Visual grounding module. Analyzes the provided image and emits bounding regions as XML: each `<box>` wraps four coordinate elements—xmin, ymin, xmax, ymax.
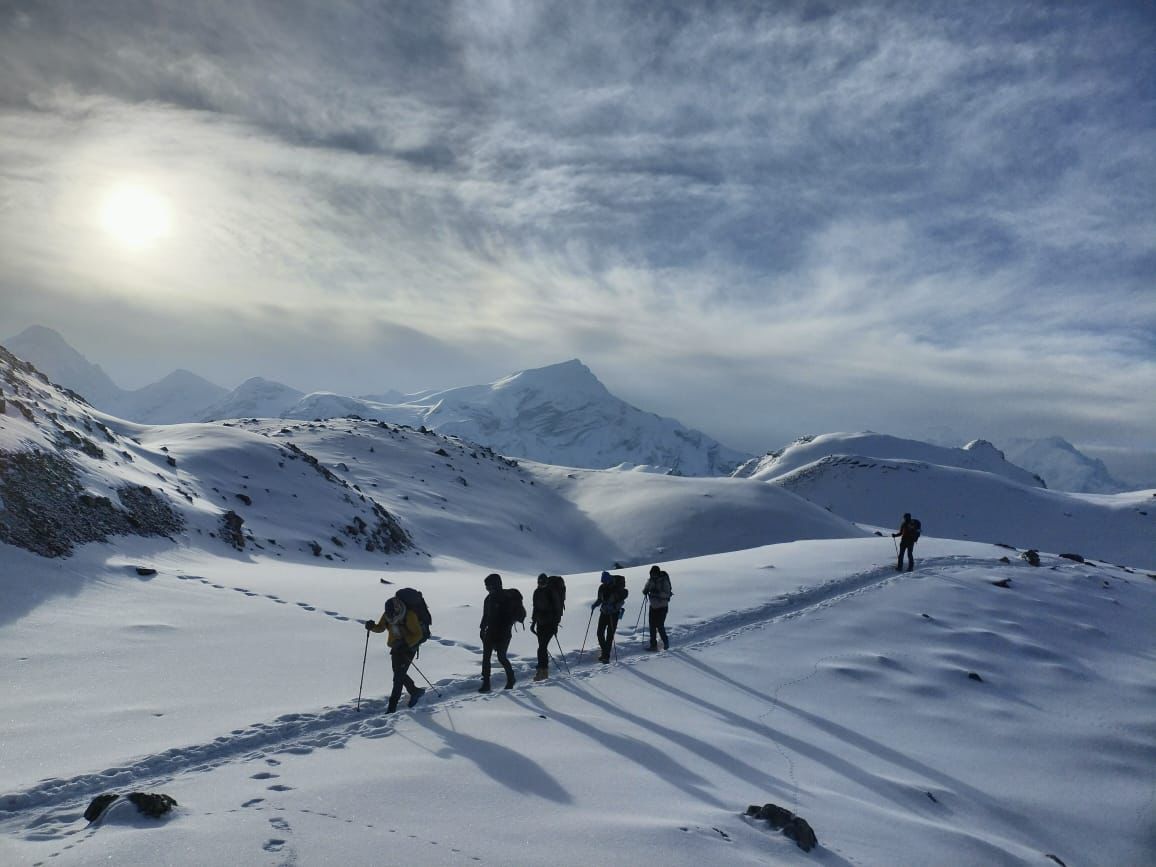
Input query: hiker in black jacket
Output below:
<box><xmin>642</xmin><ymin>565</ymin><xmax>672</xmax><ymax>651</ymax></box>
<box><xmin>479</xmin><ymin>573</ymin><xmax>517</xmax><ymax>693</ymax></box>
<box><xmin>531</xmin><ymin>573</ymin><xmax>564</xmax><ymax>681</ymax></box>
<box><xmin>591</xmin><ymin>571</ymin><xmax>628</xmax><ymax>664</ymax></box>
<box><xmin>892</xmin><ymin>513</ymin><xmax>921</xmax><ymax>572</ymax></box>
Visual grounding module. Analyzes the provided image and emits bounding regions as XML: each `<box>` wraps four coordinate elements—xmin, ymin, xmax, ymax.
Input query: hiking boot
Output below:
<box><xmin>662</xmin><ymin>640</ymin><xmax>669</xmax><ymax>650</ymax></box>
<box><xmin>386</xmin><ymin>700</ymin><xmax>398</xmax><ymax>714</ymax></box>
<box><xmin>533</xmin><ymin>667</ymin><xmax>548</xmax><ymax>682</ymax></box>
<box><xmin>478</xmin><ymin>682</ymin><xmax>492</xmax><ymax>694</ymax></box>
<box><xmin>407</xmin><ymin>687</ymin><xmax>426</xmax><ymax>708</ymax></box>
<box><xmin>648</xmin><ymin>643</ymin><xmax>658</xmax><ymax>652</ymax></box>
<box><xmin>599</xmin><ymin>654</ymin><xmax>609</xmax><ymax>664</ymax></box>
<box><xmin>504</xmin><ymin>675</ymin><xmax>516</xmax><ymax>690</ymax></box>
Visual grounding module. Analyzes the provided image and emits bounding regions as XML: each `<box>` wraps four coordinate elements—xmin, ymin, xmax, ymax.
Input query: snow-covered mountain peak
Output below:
<box><xmin>200</xmin><ymin>377</ymin><xmax>304</xmax><ymax>421</ymax></box>
<box><xmin>491</xmin><ymin>358</ymin><xmax>609</xmax><ymax>400</ymax></box>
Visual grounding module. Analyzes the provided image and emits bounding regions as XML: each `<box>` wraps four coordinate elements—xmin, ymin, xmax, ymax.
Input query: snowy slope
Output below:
<box><xmin>769</xmin><ymin>453</ymin><xmax>1155</xmax><ymax>569</ymax></box>
<box><xmin>737</xmin><ymin>432</ymin><xmax>1044</xmax><ymax>488</ymax></box>
<box><xmin>999</xmin><ymin>435</ymin><xmax>1127</xmax><ymax>493</ymax></box>
<box><xmin>1</xmin><ymin>542</ymin><xmax>1153</xmax><ymax>866</ymax></box>
<box><xmin>3</xmin><ymin>349</ymin><xmax>1156</xmax><ymax>866</ymax></box>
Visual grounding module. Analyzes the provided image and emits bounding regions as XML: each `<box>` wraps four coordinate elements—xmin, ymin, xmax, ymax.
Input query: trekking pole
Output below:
<box><xmin>554</xmin><ymin>634</ymin><xmax>572</xmax><ymax>675</ymax></box>
<box><xmin>410</xmin><ymin>661</ymin><xmax>443</xmax><ymax>698</ymax></box>
<box><xmin>355</xmin><ymin>629</ymin><xmax>370</xmax><ymax>712</ymax></box>
<box><xmin>578</xmin><ymin>607</ymin><xmax>594</xmax><ymax>663</ymax></box>
<box><xmin>633</xmin><ymin>597</ymin><xmax>646</xmax><ymax>629</ymax></box>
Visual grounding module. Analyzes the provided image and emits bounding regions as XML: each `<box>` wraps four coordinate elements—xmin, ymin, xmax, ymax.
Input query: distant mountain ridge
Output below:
<box><xmin>2</xmin><ymin>327</ymin><xmax>749</xmax><ymax>475</ymax></box>
<box><xmin>998</xmin><ymin>436</ymin><xmax>1127</xmax><ymax>494</ymax></box>
<box><xmin>3</xmin><ymin>326</ymin><xmax>228</xmax><ymax>423</ymax></box>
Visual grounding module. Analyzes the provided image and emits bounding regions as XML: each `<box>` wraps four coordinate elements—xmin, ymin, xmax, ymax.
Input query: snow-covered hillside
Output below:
<box><xmin>0</xmin><ymin>349</ymin><xmax>857</xmax><ymax>579</ymax></box>
<box><xmin>768</xmin><ymin>454</ymin><xmax>1154</xmax><ymax>569</ymax></box>
<box><xmin>3</xmin><ymin>349</ymin><xmax>1156</xmax><ymax>866</ymax></box>
<box><xmin>735</xmin><ymin>432</ymin><xmax>1045</xmax><ymax>488</ymax></box>
<box><xmin>999</xmin><ymin>435</ymin><xmax>1127</xmax><ymax>493</ymax></box>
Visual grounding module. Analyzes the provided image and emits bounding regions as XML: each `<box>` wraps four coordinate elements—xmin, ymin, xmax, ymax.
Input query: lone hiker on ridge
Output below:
<box><xmin>365</xmin><ymin>594</ymin><xmax>426</xmax><ymax>714</ymax></box>
<box><xmin>591</xmin><ymin>571</ymin><xmax>628</xmax><ymax>664</ymax></box>
<box><xmin>479</xmin><ymin>573</ymin><xmax>519</xmax><ymax>692</ymax></box>
<box><xmin>642</xmin><ymin>565</ymin><xmax>672</xmax><ymax>651</ymax></box>
<box><xmin>531</xmin><ymin>573</ymin><xmax>565</xmax><ymax>681</ymax></box>
<box><xmin>892</xmin><ymin>512</ymin><xmax>921</xmax><ymax>572</ymax></box>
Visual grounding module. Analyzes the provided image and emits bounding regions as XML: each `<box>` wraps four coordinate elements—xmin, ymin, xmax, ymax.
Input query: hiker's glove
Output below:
<box><xmin>591</xmin><ymin>601</ymin><xmax>599</xmax><ymax>611</ymax></box>
<box><xmin>530</xmin><ymin>621</ymin><xmax>538</xmax><ymax>635</ymax></box>
<box><xmin>891</xmin><ymin>533</ymin><xmax>898</xmax><ymax>538</ymax></box>
<box><xmin>365</xmin><ymin>619</ymin><xmax>375</xmax><ymax>631</ymax></box>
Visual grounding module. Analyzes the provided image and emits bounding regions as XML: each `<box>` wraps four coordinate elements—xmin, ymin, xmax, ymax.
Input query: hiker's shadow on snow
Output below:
<box><xmin>412</xmin><ymin>711</ymin><xmax>572</xmax><ymax>804</ymax></box>
<box><xmin>553</xmin><ymin>679</ymin><xmax>791</xmax><ymax>801</ymax></box>
<box><xmin>510</xmin><ymin>692</ymin><xmax>730</xmax><ymax>810</ymax></box>
<box><xmin>638</xmin><ymin>654</ymin><xmax>1036</xmax><ymax>828</ymax></box>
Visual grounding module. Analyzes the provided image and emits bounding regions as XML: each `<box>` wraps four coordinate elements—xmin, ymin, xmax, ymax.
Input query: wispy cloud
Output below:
<box><xmin>1</xmin><ymin>1</ymin><xmax>1153</xmax><ymax>451</ymax></box>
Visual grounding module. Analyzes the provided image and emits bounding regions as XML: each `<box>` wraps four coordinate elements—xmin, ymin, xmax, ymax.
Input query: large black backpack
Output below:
<box><xmin>497</xmin><ymin>587</ymin><xmax>526</xmax><ymax>629</ymax></box>
<box><xmin>395</xmin><ymin>587</ymin><xmax>432</xmax><ymax>643</ymax></box>
<box><xmin>545</xmin><ymin>575</ymin><xmax>566</xmax><ymax>620</ymax></box>
<box><xmin>910</xmin><ymin>518</ymin><xmax>922</xmax><ymax>541</ymax></box>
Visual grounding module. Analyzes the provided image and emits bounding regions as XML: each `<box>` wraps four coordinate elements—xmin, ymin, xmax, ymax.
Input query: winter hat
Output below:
<box><xmin>537</xmin><ymin>573</ymin><xmax>548</xmax><ymax>585</ymax></box>
<box><xmin>903</xmin><ymin>513</ymin><xmax>911</xmax><ymax>520</ymax></box>
<box><xmin>600</xmin><ymin>571</ymin><xmax>612</xmax><ymax>583</ymax></box>
<box><xmin>484</xmin><ymin>573</ymin><xmax>503</xmax><ymax>590</ymax></box>
<box><xmin>649</xmin><ymin>565</ymin><xmax>661</xmax><ymax>576</ymax></box>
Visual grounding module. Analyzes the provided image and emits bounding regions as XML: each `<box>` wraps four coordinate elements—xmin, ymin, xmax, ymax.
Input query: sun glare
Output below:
<box><xmin>99</xmin><ymin>185</ymin><xmax>172</xmax><ymax>248</ymax></box>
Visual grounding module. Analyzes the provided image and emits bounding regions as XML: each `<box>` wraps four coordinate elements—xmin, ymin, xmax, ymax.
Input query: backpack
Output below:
<box><xmin>602</xmin><ymin>574</ymin><xmax>628</xmax><ymax>617</ymax></box>
<box><xmin>394</xmin><ymin>587</ymin><xmax>432</xmax><ymax>643</ymax></box>
<box><xmin>497</xmin><ymin>587</ymin><xmax>526</xmax><ymax>629</ymax></box>
<box><xmin>544</xmin><ymin>575</ymin><xmax>566</xmax><ymax>621</ymax></box>
<box><xmin>910</xmin><ymin>518</ymin><xmax>922</xmax><ymax>541</ymax></box>
<box><xmin>649</xmin><ymin>571</ymin><xmax>672</xmax><ymax>603</ymax></box>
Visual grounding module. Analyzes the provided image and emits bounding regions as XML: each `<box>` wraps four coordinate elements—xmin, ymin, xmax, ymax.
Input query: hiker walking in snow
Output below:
<box><xmin>591</xmin><ymin>571</ymin><xmax>628</xmax><ymax>664</ymax></box>
<box><xmin>531</xmin><ymin>573</ymin><xmax>566</xmax><ymax>681</ymax></box>
<box><xmin>365</xmin><ymin>593</ymin><xmax>427</xmax><ymax>714</ymax></box>
<box><xmin>642</xmin><ymin>565</ymin><xmax>673</xmax><ymax>651</ymax></box>
<box><xmin>479</xmin><ymin>573</ymin><xmax>523</xmax><ymax>692</ymax></box>
<box><xmin>892</xmin><ymin>513</ymin><xmax>921</xmax><ymax>572</ymax></box>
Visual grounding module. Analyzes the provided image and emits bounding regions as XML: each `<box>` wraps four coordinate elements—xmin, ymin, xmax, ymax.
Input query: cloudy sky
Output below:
<box><xmin>1</xmin><ymin>0</ymin><xmax>1153</xmax><ymax>455</ymax></box>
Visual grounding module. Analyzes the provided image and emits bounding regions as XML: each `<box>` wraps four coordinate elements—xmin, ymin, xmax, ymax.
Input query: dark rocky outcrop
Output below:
<box><xmin>219</xmin><ymin>510</ymin><xmax>246</xmax><ymax>550</ymax></box>
<box><xmin>84</xmin><ymin>791</ymin><xmax>178</xmax><ymax>823</ymax></box>
<box><xmin>745</xmin><ymin>802</ymin><xmax>818</xmax><ymax>852</ymax></box>
<box><xmin>0</xmin><ymin>451</ymin><xmax>184</xmax><ymax>557</ymax></box>
<box><xmin>1021</xmin><ymin>549</ymin><xmax>1041</xmax><ymax>566</ymax></box>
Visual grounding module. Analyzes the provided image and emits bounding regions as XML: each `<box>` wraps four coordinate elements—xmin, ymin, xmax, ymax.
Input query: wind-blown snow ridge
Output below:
<box><xmin>0</xmin><ymin>551</ymin><xmax>1077</xmax><ymax>818</ymax></box>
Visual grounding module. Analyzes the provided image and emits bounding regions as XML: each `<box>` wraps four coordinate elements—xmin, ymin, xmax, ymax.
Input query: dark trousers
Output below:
<box><xmin>596</xmin><ymin>613</ymin><xmax>619</xmax><ymax>661</ymax></box>
<box><xmin>898</xmin><ymin>539</ymin><xmax>915</xmax><ymax>571</ymax></box>
<box><xmin>648</xmin><ymin>606</ymin><xmax>669</xmax><ymax>649</ymax></box>
<box><xmin>389</xmin><ymin>645</ymin><xmax>418</xmax><ymax>710</ymax></box>
<box><xmin>482</xmin><ymin>631</ymin><xmax>514</xmax><ymax>685</ymax></box>
<box><xmin>536</xmin><ymin>623</ymin><xmax>558</xmax><ymax>669</ymax></box>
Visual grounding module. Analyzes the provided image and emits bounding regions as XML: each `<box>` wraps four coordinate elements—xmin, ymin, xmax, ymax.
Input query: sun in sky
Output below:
<box><xmin>99</xmin><ymin>184</ymin><xmax>172</xmax><ymax>248</ymax></box>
